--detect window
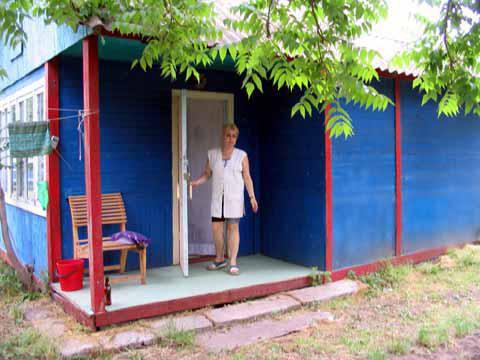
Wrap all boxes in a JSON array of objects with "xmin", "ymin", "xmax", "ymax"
[
  {"xmin": 0, "ymin": 110, "xmax": 5, "ymax": 192},
  {"xmin": 36, "ymin": 93, "xmax": 45, "ymax": 183},
  {"xmin": 0, "ymin": 79, "xmax": 46, "ymax": 216}
]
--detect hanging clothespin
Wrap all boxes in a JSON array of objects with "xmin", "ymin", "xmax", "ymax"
[{"xmin": 77, "ymin": 110, "xmax": 85, "ymax": 161}]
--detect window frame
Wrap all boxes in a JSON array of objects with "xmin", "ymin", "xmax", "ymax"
[{"xmin": 0, "ymin": 78, "xmax": 47, "ymax": 217}]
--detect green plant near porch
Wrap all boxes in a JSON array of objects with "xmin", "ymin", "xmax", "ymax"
[{"xmin": 309, "ymin": 266, "xmax": 331, "ymax": 286}]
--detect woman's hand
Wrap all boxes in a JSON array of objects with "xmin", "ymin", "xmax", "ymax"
[
  {"xmin": 191, "ymin": 179, "xmax": 200, "ymax": 188},
  {"xmin": 250, "ymin": 197, "xmax": 259, "ymax": 213}
]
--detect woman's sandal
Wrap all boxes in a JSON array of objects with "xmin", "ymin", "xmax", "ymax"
[
  {"xmin": 206, "ymin": 260, "xmax": 228, "ymax": 271},
  {"xmin": 228, "ymin": 265, "xmax": 240, "ymax": 275}
]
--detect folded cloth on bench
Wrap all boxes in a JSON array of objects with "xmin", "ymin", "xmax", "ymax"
[{"xmin": 111, "ymin": 231, "xmax": 151, "ymax": 248}]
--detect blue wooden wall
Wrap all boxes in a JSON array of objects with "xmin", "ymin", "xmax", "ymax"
[
  {"xmin": 331, "ymin": 78, "xmax": 396, "ymax": 269},
  {"xmin": 401, "ymin": 80, "xmax": 480, "ymax": 253},
  {"xmin": 0, "ymin": 67, "xmax": 48, "ymax": 277},
  {"xmin": 0, "ymin": 16, "xmax": 87, "ymax": 92},
  {"xmin": 0, "ymin": 205, "xmax": 47, "ymax": 277},
  {"xmin": 58, "ymin": 57, "xmax": 262, "ymax": 268},
  {"xmin": 59, "ymin": 56, "xmax": 173, "ymax": 269},
  {"xmin": 259, "ymin": 88, "xmax": 326, "ymax": 268}
]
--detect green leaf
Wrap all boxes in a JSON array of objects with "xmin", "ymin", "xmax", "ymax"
[
  {"xmin": 229, "ymin": 46, "xmax": 238, "ymax": 61},
  {"xmin": 219, "ymin": 47, "xmax": 227, "ymax": 62},
  {"xmin": 252, "ymin": 73, "xmax": 263, "ymax": 93},
  {"xmin": 245, "ymin": 82, "xmax": 255, "ymax": 98}
]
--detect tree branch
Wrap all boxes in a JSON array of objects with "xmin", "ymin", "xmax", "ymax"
[
  {"xmin": 309, "ymin": 0, "xmax": 325, "ymax": 42},
  {"xmin": 266, "ymin": 0, "xmax": 275, "ymax": 39},
  {"xmin": 443, "ymin": 0, "xmax": 455, "ymax": 67}
]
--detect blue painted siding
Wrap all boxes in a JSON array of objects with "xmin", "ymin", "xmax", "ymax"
[
  {"xmin": 59, "ymin": 57, "xmax": 173, "ymax": 269},
  {"xmin": 58, "ymin": 58, "xmax": 261, "ymax": 268},
  {"xmin": 0, "ymin": 205, "xmax": 47, "ymax": 277},
  {"xmin": 0, "ymin": 65, "xmax": 48, "ymax": 277},
  {"xmin": 401, "ymin": 80, "xmax": 480, "ymax": 253},
  {"xmin": 332, "ymin": 78, "xmax": 396, "ymax": 269},
  {"xmin": 0, "ymin": 16, "xmax": 88, "ymax": 91},
  {"xmin": 0, "ymin": 66, "xmax": 44, "ymax": 99},
  {"xmin": 259, "ymin": 88, "xmax": 326, "ymax": 268}
]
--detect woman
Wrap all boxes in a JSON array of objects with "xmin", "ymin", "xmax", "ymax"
[{"xmin": 190, "ymin": 123, "xmax": 258, "ymax": 275}]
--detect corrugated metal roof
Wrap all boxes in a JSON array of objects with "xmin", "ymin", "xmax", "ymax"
[{"xmin": 211, "ymin": 0, "xmax": 423, "ymax": 76}]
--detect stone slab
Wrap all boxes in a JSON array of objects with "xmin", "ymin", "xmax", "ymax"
[
  {"xmin": 32, "ymin": 319, "xmax": 67, "ymax": 339},
  {"xmin": 197, "ymin": 311, "xmax": 334, "ymax": 352},
  {"xmin": 286, "ymin": 279, "xmax": 360, "ymax": 305},
  {"xmin": 24, "ymin": 307, "xmax": 53, "ymax": 321},
  {"xmin": 101, "ymin": 330, "xmax": 157, "ymax": 351},
  {"xmin": 204, "ymin": 294, "xmax": 301, "ymax": 325},
  {"xmin": 150, "ymin": 314, "xmax": 213, "ymax": 333},
  {"xmin": 60, "ymin": 338, "xmax": 101, "ymax": 359}
]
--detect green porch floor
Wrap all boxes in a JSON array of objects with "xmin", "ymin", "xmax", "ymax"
[{"xmin": 51, "ymin": 255, "xmax": 311, "ymax": 315}]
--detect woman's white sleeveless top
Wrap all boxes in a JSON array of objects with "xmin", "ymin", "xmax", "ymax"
[{"xmin": 208, "ymin": 148, "xmax": 246, "ymax": 218}]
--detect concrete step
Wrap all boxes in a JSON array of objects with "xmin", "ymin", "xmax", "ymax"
[
  {"xmin": 197, "ymin": 310, "xmax": 334, "ymax": 352},
  {"xmin": 204, "ymin": 294, "xmax": 301, "ymax": 325}
]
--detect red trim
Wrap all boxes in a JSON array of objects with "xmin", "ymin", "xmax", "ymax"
[
  {"xmin": 82, "ymin": 35, "xmax": 105, "ymax": 314},
  {"xmin": 51, "ymin": 243, "xmax": 470, "ymax": 328},
  {"xmin": 331, "ymin": 245, "xmax": 455, "ymax": 281},
  {"xmin": 394, "ymin": 78, "xmax": 402, "ymax": 256},
  {"xmin": 94, "ymin": 277, "xmax": 310, "ymax": 327},
  {"xmin": 376, "ymin": 69, "xmax": 416, "ymax": 81},
  {"xmin": 45, "ymin": 58, "xmax": 62, "ymax": 283},
  {"xmin": 324, "ymin": 104, "xmax": 333, "ymax": 272},
  {"xmin": 51, "ymin": 291, "xmax": 96, "ymax": 330}
]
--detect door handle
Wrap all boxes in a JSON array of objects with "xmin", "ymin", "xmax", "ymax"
[{"xmin": 189, "ymin": 182, "xmax": 193, "ymax": 201}]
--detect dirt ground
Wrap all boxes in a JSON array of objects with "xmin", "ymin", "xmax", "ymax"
[{"xmin": 1, "ymin": 245, "xmax": 480, "ymax": 359}]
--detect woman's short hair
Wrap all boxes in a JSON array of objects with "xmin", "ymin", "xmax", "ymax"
[{"xmin": 223, "ymin": 123, "xmax": 239, "ymax": 137}]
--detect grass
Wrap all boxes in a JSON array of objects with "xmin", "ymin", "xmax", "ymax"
[
  {"xmin": 0, "ymin": 328, "xmax": 57, "ymax": 359},
  {"xmin": 217, "ymin": 245, "xmax": 480, "ymax": 359},
  {"xmin": 0, "ymin": 261, "xmax": 54, "ymax": 360},
  {"xmin": 9, "ymin": 302, "xmax": 24, "ymax": 324},
  {"xmin": 417, "ymin": 325, "xmax": 449, "ymax": 349},
  {"xmin": 161, "ymin": 323, "xmax": 196, "ymax": 349},
  {"xmin": 387, "ymin": 338, "xmax": 410, "ymax": 355},
  {"xmin": 2, "ymin": 245, "xmax": 480, "ymax": 360},
  {"xmin": 0, "ymin": 262, "xmax": 25, "ymax": 301},
  {"xmin": 359, "ymin": 261, "xmax": 413, "ymax": 297}
]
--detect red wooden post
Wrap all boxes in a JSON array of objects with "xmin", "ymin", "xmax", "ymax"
[
  {"xmin": 45, "ymin": 58, "xmax": 62, "ymax": 282},
  {"xmin": 82, "ymin": 35, "xmax": 105, "ymax": 314},
  {"xmin": 394, "ymin": 78, "xmax": 402, "ymax": 256},
  {"xmin": 324, "ymin": 104, "xmax": 333, "ymax": 272}
]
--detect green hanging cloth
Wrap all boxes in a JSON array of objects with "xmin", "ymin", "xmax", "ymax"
[
  {"xmin": 8, "ymin": 121, "xmax": 52, "ymax": 158},
  {"xmin": 37, "ymin": 181, "xmax": 49, "ymax": 210}
]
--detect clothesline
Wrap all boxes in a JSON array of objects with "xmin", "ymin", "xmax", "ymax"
[
  {"xmin": 0, "ymin": 106, "xmax": 99, "ymax": 165},
  {"xmin": 0, "ymin": 110, "xmax": 99, "ymax": 134}
]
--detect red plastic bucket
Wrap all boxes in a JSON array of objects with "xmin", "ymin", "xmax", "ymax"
[{"xmin": 56, "ymin": 259, "xmax": 84, "ymax": 291}]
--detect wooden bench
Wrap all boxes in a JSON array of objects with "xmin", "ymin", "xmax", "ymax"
[{"xmin": 68, "ymin": 193, "xmax": 147, "ymax": 285}]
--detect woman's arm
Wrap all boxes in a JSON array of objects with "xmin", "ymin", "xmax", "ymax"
[
  {"xmin": 191, "ymin": 159, "xmax": 212, "ymax": 187},
  {"xmin": 242, "ymin": 155, "xmax": 258, "ymax": 213}
]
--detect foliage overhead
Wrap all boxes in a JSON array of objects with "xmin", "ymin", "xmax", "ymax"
[
  {"xmin": 395, "ymin": 0, "xmax": 480, "ymax": 117},
  {"xmin": 0, "ymin": 0, "xmax": 479, "ymax": 137},
  {"xmin": 0, "ymin": 0, "xmax": 32, "ymax": 78}
]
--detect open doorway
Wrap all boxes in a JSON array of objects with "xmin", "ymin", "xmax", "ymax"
[{"xmin": 172, "ymin": 90, "xmax": 234, "ymax": 276}]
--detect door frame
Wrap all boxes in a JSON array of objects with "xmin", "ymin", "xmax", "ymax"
[{"xmin": 171, "ymin": 90, "xmax": 234, "ymax": 265}]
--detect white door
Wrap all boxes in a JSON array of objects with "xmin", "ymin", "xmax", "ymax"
[
  {"xmin": 187, "ymin": 98, "xmax": 227, "ymax": 255},
  {"xmin": 175, "ymin": 90, "xmax": 234, "ymax": 276},
  {"xmin": 179, "ymin": 89, "xmax": 189, "ymax": 277}
]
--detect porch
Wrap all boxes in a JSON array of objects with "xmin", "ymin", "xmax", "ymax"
[
  {"xmin": 45, "ymin": 33, "xmax": 326, "ymax": 328},
  {"xmin": 51, "ymin": 255, "xmax": 311, "ymax": 326}
]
